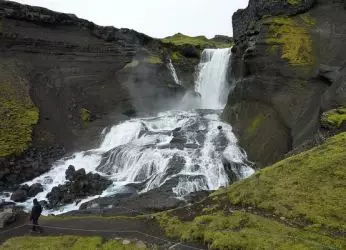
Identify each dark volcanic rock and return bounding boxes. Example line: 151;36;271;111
27;183;44;197
223;0;346;167
10;190;27;202
46;166;112;208
0;146;65;191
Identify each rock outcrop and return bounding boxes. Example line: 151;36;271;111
223;0;346;167
46;165;112;208
0;1;199;188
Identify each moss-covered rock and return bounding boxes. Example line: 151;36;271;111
144;55;162;64
80;108;91;122
0;82;39;157
321;107;346;130
265;15;315;66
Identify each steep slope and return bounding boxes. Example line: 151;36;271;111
0;1;199;189
223;0;346;167
157;132;346;249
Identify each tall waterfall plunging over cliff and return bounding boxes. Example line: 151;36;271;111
195;48;232;109
5;48;254;214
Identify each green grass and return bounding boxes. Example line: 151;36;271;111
157;211;345;250
321;107;346;129
161;33;231;48
227;132;346;230
0;81;39;157
144;55;162;64
157;132;346;249
0;236;147;250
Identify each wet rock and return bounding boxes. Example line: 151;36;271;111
28;183;44;197
46;167;112;208
10;190;28;202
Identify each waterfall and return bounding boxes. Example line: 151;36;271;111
167;59;181;85
3;47;254;215
195;48;232;109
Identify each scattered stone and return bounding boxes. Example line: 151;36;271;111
280;217;286;221
122;240;131;245
135;241;147;249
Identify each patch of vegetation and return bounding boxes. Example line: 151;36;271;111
247;114;265;134
157;211;345;250
265;15;315;66
161;33;231;48
80;108;90;122
171;51;182;61
227;132;346;231
0;82;39;157
287;0;302;5
0;236;147;250
157;133;346;249
321;107;346;129
144;55;162;64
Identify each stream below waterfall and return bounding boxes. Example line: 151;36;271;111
2;48;255;214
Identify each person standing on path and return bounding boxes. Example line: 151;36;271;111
30;199;43;233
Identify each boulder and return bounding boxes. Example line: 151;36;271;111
28;183;44;197
46;167;112;208
10;190;28;202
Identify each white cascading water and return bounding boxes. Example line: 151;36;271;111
195;48;232;109
4;48;254;214
167;59;181;85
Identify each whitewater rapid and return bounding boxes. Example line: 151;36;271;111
5;48;254;214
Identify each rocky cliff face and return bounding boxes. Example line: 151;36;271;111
0;1;199;189
223;0;346;167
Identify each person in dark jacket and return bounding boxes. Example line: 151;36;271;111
30;198;43;232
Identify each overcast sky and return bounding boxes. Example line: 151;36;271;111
14;0;249;38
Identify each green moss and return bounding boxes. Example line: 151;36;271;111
0;236;147;250
80;108;90;122
227;132;346;231
0;82;39;157
157;211;345;250
162;33;231;48
321;107;346;129
144;55;162;64
287;0;302;5
171;51;182;61
266;15;315;66
247;114;265;134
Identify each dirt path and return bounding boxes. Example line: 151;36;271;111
0;214;206;250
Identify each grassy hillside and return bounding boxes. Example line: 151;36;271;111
161;33;232;48
157;132;346;249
